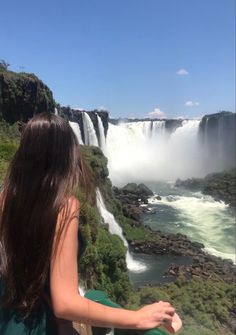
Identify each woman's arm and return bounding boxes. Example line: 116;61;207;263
50;197;175;330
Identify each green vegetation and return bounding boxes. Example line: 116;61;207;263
0;68;55;124
176;169;236;207
0;136;133;306
0;120;20;182
80;145;236;335
203;170;236;206
0;91;235;334
78;146;133;305
78;201;133;305
122;276;235;335
79;146;155;243
0;60;10;70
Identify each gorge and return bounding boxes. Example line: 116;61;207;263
1;68;235;335
60;108;236;184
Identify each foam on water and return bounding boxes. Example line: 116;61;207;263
148;192;236;263
204;247;236;263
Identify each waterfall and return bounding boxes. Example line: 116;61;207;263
69;121;84;145
54;107;58;116
96;188;147;273
140;120;152;137
152;120;166;137
106;119;202;185
218;116;224;160
69;112;104;149
96;114;106;151
124;121;152;139
82;112;99;146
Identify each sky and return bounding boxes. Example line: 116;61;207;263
0;0;235;119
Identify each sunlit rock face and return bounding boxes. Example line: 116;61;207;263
59;106;108;147
198;112;236;173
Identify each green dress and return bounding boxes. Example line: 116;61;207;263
0;229;85;334
0;280;58;335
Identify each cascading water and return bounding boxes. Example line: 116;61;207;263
96;188;147;272
54;107;58;116
152;120;166;138
146;182;236;263
139;120;152;137
69;121;84;145
82;112;99;146
69;112;105;149
96;114;106;151
105;118;236;264
106;119;201;185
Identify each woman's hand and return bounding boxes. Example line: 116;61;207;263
135;301;175;330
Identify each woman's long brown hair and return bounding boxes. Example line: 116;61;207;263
0;113;88;318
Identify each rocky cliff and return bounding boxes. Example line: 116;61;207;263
198;111;236;170
57;105;109;141
1;121;235;335
175;169;236;207
0;68;55;123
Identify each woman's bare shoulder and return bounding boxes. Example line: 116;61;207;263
68;195;80;207
68;196;80;215
56;196;80;233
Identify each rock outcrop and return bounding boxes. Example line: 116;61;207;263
198;111;236;171
175;169;236;207
58;106;109;140
113;183;154;223
0;69;55;123
112;181;236;284
130;228;236;284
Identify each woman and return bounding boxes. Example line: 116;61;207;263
0;113;177;334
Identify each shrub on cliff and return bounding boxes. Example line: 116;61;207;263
79;204;132;305
78;146;133;304
1;123;235;335
175;169;236;207
0;120;20;182
122;276;235;335
0;68;55;123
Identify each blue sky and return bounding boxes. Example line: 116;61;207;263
1;0;235;119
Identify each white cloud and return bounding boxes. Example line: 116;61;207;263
185;101;199;107
74;107;85;111
177;68;189;75
185;101;194;107
148;108;166;118
97;106;107;111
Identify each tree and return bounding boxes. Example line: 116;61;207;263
0;60;10;70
